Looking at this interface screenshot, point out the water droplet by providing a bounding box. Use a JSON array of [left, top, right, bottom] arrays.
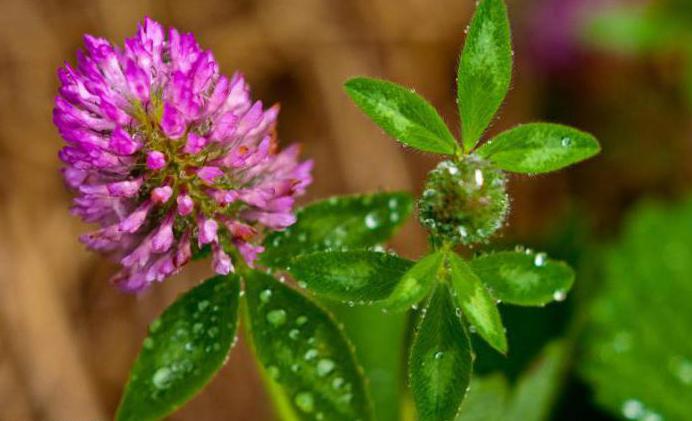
[[296, 315, 308, 326], [184, 342, 195, 352], [669, 356, 692, 385], [534, 252, 547, 267], [434, 351, 444, 360], [297, 232, 307, 242], [294, 392, 315, 413], [193, 323, 204, 334], [553, 290, 566, 302], [561, 137, 572, 147], [390, 212, 400, 223], [365, 213, 379, 229], [458, 226, 468, 238], [208, 326, 220, 338], [289, 329, 300, 340], [297, 281, 307, 289], [266, 309, 287, 327], [291, 364, 301, 372], [388, 198, 398, 209], [621, 399, 644, 419], [317, 359, 335, 376], [259, 289, 272, 303], [332, 377, 344, 389], [197, 300, 210, 312], [143, 337, 154, 350], [455, 308, 462, 318], [152, 366, 173, 389], [474, 168, 484, 187], [469, 325, 477, 334], [304, 349, 318, 360], [447, 165, 459, 175]]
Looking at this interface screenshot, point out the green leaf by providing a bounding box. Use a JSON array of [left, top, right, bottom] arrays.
[[455, 374, 509, 421], [410, 284, 473, 421], [116, 275, 241, 421], [469, 251, 575, 306], [580, 199, 692, 421], [504, 340, 567, 421], [457, 340, 568, 421], [476, 123, 600, 174], [289, 250, 414, 303], [457, 0, 512, 150], [329, 305, 408, 421], [244, 270, 373, 420], [447, 251, 507, 354], [344, 77, 458, 155], [261, 192, 414, 268], [381, 250, 445, 312]]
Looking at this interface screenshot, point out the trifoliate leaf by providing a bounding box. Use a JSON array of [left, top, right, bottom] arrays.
[[458, 0, 513, 150], [261, 192, 413, 268], [344, 78, 458, 155], [469, 251, 575, 306], [116, 275, 241, 421], [448, 251, 507, 354], [476, 123, 600, 174], [410, 284, 473, 421], [289, 250, 414, 303], [244, 270, 373, 420], [580, 199, 692, 421]]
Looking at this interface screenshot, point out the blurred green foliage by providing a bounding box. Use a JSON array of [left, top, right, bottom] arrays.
[[583, 0, 692, 105], [580, 198, 692, 420]]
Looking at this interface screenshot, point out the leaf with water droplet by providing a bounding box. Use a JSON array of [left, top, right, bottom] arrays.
[[244, 270, 373, 420], [410, 283, 473, 421], [289, 250, 414, 303], [447, 251, 507, 354], [457, 0, 512, 150], [469, 251, 575, 306], [344, 77, 458, 155], [580, 199, 692, 420], [380, 251, 445, 312], [476, 123, 600, 174], [116, 274, 241, 421], [261, 192, 413, 268]]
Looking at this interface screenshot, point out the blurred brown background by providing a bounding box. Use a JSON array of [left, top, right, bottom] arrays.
[[0, 0, 690, 420]]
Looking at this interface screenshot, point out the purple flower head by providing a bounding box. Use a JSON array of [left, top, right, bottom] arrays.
[[55, 18, 313, 292]]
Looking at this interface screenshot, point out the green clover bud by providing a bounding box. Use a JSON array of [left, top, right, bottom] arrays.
[[418, 156, 509, 245]]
